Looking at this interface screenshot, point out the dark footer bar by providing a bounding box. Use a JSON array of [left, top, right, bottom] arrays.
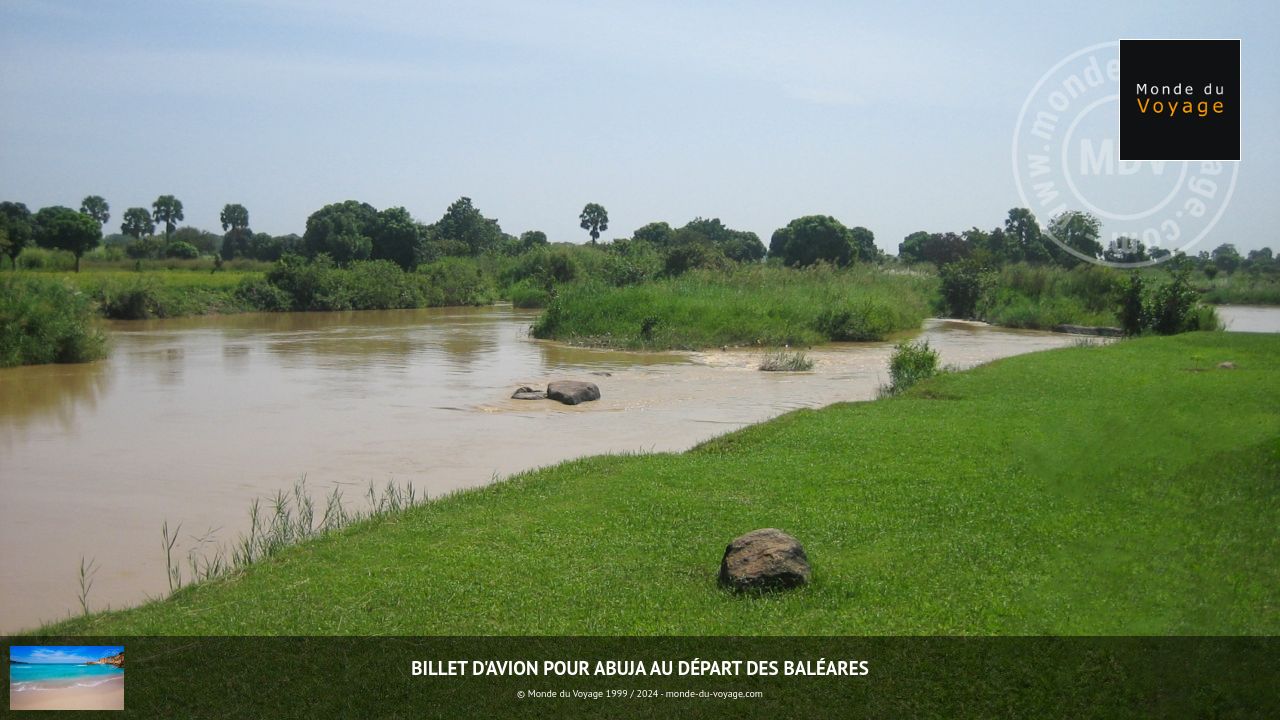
[[5, 636, 1277, 718]]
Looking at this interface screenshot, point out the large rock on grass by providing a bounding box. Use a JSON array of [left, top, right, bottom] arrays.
[[546, 380, 600, 405], [718, 528, 810, 592]]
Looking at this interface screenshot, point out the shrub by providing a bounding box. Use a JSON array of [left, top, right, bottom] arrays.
[[125, 237, 166, 260], [886, 340, 940, 395], [509, 278, 551, 308], [939, 260, 991, 318], [165, 240, 200, 259], [266, 254, 351, 311], [16, 247, 76, 271], [1119, 272, 1145, 336], [235, 277, 293, 312], [814, 301, 897, 341], [419, 257, 495, 306], [345, 260, 426, 310], [1147, 264, 1204, 335], [0, 275, 107, 366], [94, 275, 163, 319]]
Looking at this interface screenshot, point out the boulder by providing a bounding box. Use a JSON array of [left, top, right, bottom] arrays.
[[546, 380, 601, 405], [718, 528, 810, 592], [511, 386, 547, 400]]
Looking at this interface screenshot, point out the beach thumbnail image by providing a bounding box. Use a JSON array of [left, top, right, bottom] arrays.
[[9, 645, 124, 711]]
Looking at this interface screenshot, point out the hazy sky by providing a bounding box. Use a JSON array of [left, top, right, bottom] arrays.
[[2, 0, 1276, 252]]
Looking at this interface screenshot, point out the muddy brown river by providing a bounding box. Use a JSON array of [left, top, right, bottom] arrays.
[[0, 306, 1140, 632]]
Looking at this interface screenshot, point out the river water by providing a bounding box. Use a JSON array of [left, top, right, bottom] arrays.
[[4, 305, 1272, 632]]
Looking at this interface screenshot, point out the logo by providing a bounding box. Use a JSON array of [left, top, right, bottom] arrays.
[[1012, 41, 1238, 268]]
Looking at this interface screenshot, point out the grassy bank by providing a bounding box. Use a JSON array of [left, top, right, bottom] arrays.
[[533, 264, 937, 349], [1200, 274, 1280, 305], [0, 275, 107, 367], [40, 332, 1278, 635], [12, 256, 498, 320]]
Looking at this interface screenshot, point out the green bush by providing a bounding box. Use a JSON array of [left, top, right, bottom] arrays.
[[94, 275, 163, 319], [235, 277, 292, 312], [509, 278, 551, 308], [976, 263, 1122, 329], [533, 264, 935, 349], [419, 257, 495, 306], [345, 260, 427, 310], [16, 247, 76, 271], [0, 275, 107, 366], [264, 254, 349, 311], [813, 300, 897, 341], [887, 340, 940, 395], [165, 240, 200, 259], [1148, 264, 1214, 335], [1119, 273, 1145, 336], [939, 260, 991, 319]]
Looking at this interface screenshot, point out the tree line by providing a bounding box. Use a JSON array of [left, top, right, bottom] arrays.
[[3, 193, 1273, 278]]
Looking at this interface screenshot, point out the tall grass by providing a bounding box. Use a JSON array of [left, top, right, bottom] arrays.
[[162, 478, 426, 593], [977, 263, 1122, 329], [759, 349, 814, 371], [533, 263, 936, 349], [0, 275, 107, 366], [1199, 274, 1280, 305]]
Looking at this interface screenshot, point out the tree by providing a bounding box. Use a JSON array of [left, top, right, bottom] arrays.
[[681, 217, 765, 262], [34, 205, 101, 272], [121, 207, 155, 239], [849, 226, 878, 263], [220, 203, 252, 260], [579, 203, 609, 245], [152, 195, 184, 240], [770, 215, 859, 267], [370, 206, 424, 270], [518, 230, 548, 253], [632, 221, 674, 248], [1046, 211, 1103, 265], [1002, 208, 1050, 264], [303, 200, 377, 264], [80, 195, 110, 227], [172, 226, 221, 254], [1246, 247, 1273, 264], [432, 197, 504, 256], [0, 201, 33, 269], [1103, 236, 1148, 263], [663, 227, 729, 276], [1211, 243, 1242, 275]]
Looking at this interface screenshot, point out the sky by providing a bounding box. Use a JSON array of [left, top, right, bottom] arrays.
[[1, 0, 1277, 253], [10, 645, 123, 663]]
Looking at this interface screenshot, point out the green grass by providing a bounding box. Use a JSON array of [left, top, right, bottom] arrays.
[[977, 263, 1123, 329], [0, 275, 108, 366], [62, 270, 261, 318], [1199, 273, 1280, 305], [38, 332, 1279, 636], [533, 264, 937, 349]]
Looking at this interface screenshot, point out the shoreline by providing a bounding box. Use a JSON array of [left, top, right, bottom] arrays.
[[9, 674, 124, 711]]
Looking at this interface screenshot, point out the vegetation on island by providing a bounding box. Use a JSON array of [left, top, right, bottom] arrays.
[[1, 190, 1273, 365]]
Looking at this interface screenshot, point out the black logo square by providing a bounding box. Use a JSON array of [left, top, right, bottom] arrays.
[[1120, 39, 1240, 161]]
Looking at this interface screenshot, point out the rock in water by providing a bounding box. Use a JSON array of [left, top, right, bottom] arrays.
[[718, 528, 810, 592], [546, 380, 601, 405], [511, 386, 547, 400]]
